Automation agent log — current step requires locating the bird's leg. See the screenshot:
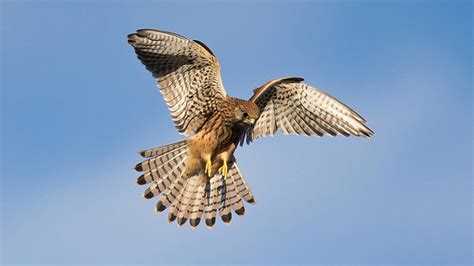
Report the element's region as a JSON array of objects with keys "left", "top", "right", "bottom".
[
  {"left": 205, "top": 158, "right": 212, "bottom": 177},
  {"left": 217, "top": 145, "right": 236, "bottom": 179},
  {"left": 202, "top": 154, "right": 213, "bottom": 178},
  {"left": 218, "top": 160, "right": 228, "bottom": 179}
]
